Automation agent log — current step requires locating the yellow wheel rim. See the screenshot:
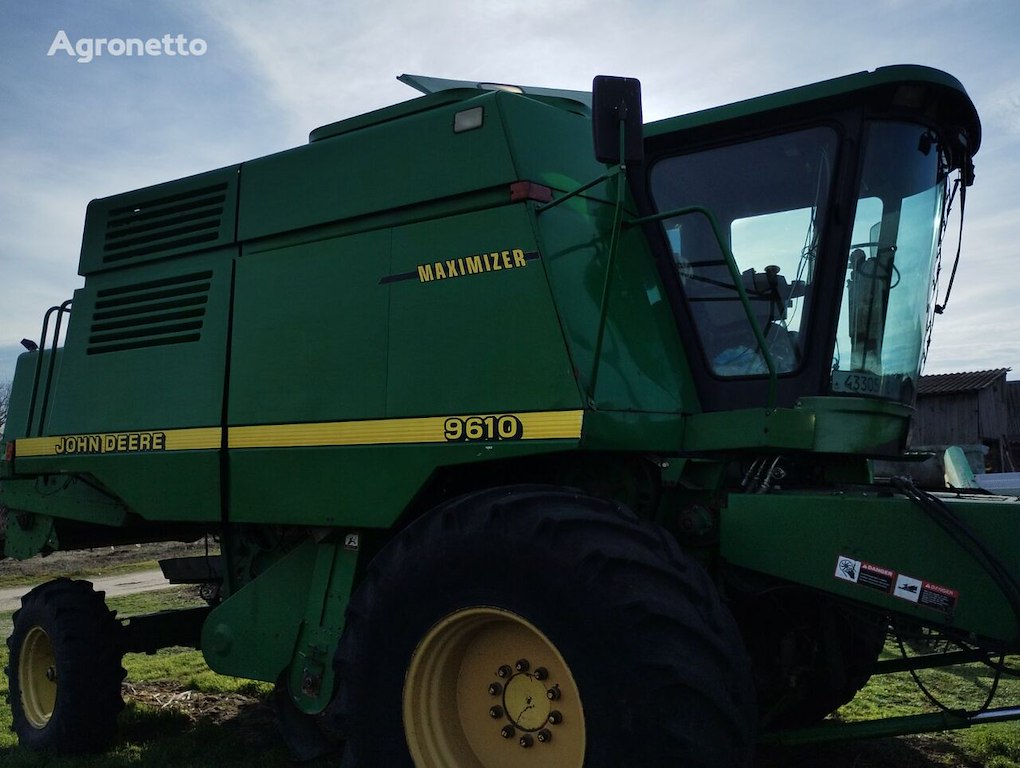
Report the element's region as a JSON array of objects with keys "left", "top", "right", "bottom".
[
  {"left": 19, "top": 626, "right": 57, "bottom": 729},
  {"left": 403, "top": 607, "right": 585, "bottom": 768}
]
